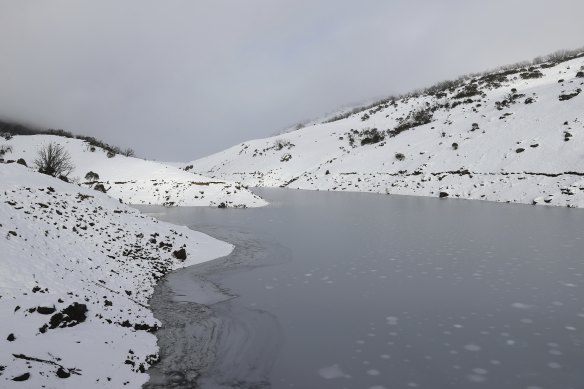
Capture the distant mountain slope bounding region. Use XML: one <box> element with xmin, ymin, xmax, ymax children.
<box><xmin>0</xmin><ymin>134</ymin><xmax>266</xmax><ymax>207</ymax></box>
<box><xmin>189</xmin><ymin>51</ymin><xmax>584</xmax><ymax>208</ymax></box>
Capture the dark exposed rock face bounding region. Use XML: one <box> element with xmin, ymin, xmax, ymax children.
<box><xmin>12</xmin><ymin>373</ymin><xmax>30</xmax><ymax>381</ymax></box>
<box><xmin>56</xmin><ymin>367</ymin><xmax>71</xmax><ymax>378</ymax></box>
<box><xmin>40</xmin><ymin>303</ymin><xmax>88</xmax><ymax>333</ymax></box>
<box><xmin>173</xmin><ymin>248</ymin><xmax>187</xmax><ymax>261</ymax></box>
<box><xmin>37</xmin><ymin>306</ymin><xmax>56</xmax><ymax>315</ymax></box>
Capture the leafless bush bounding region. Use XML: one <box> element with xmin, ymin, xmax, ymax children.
<box><xmin>0</xmin><ymin>144</ymin><xmax>13</xmax><ymax>156</ymax></box>
<box><xmin>121</xmin><ymin>148</ymin><xmax>135</xmax><ymax>157</ymax></box>
<box><xmin>34</xmin><ymin>142</ymin><xmax>74</xmax><ymax>177</ymax></box>
<box><xmin>274</xmin><ymin>139</ymin><xmax>292</xmax><ymax>150</ymax></box>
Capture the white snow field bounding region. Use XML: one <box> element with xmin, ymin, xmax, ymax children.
<box><xmin>0</xmin><ymin>162</ymin><xmax>233</xmax><ymax>387</ymax></box>
<box><xmin>2</xmin><ymin>134</ymin><xmax>266</xmax><ymax>208</ymax></box>
<box><xmin>190</xmin><ymin>53</ymin><xmax>584</xmax><ymax>208</ymax></box>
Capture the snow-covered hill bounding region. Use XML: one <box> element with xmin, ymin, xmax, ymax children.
<box><xmin>0</xmin><ymin>162</ymin><xmax>233</xmax><ymax>387</ymax></box>
<box><xmin>190</xmin><ymin>52</ymin><xmax>584</xmax><ymax>208</ymax></box>
<box><xmin>1</xmin><ymin>134</ymin><xmax>266</xmax><ymax>208</ymax></box>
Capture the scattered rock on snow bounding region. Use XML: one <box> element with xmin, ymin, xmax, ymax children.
<box><xmin>46</xmin><ymin>303</ymin><xmax>87</xmax><ymax>331</ymax></box>
<box><xmin>37</xmin><ymin>306</ymin><xmax>56</xmax><ymax>315</ymax></box>
<box><xmin>56</xmin><ymin>367</ymin><xmax>71</xmax><ymax>379</ymax></box>
<box><xmin>12</xmin><ymin>372</ymin><xmax>30</xmax><ymax>381</ymax></box>
<box><xmin>172</xmin><ymin>248</ymin><xmax>187</xmax><ymax>261</ymax></box>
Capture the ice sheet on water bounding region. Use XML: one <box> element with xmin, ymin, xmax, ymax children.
<box><xmin>511</xmin><ymin>302</ymin><xmax>534</xmax><ymax>309</ymax></box>
<box><xmin>318</xmin><ymin>364</ymin><xmax>349</xmax><ymax>379</ymax></box>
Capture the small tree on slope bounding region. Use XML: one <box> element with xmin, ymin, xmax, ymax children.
<box><xmin>34</xmin><ymin>142</ymin><xmax>74</xmax><ymax>178</ymax></box>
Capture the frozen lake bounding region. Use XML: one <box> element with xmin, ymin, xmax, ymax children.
<box><xmin>139</xmin><ymin>189</ymin><xmax>584</xmax><ymax>389</ymax></box>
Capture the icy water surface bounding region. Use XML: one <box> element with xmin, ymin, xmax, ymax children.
<box><xmin>139</xmin><ymin>189</ymin><xmax>584</xmax><ymax>389</ymax></box>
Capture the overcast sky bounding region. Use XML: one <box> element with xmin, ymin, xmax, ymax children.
<box><xmin>1</xmin><ymin>1</ymin><xmax>583</xmax><ymax>161</ymax></box>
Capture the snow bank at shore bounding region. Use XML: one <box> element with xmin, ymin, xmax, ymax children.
<box><xmin>0</xmin><ymin>162</ymin><xmax>232</xmax><ymax>388</ymax></box>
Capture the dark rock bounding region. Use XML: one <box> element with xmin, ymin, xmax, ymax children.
<box><xmin>12</xmin><ymin>373</ymin><xmax>30</xmax><ymax>381</ymax></box>
<box><xmin>94</xmin><ymin>183</ymin><xmax>108</xmax><ymax>193</ymax></box>
<box><xmin>37</xmin><ymin>306</ymin><xmax>56</xmax><ymax>315</ymax></box>
<box><xmin>559</xmin><ymin>89</ymin><xmax>581</xmax><ymax>101</ymax></box>
<box><xmin>16</xmin><ymin>158</ymin><xmax>27</xmax><ymax>166</ymax></box>
<box><xmin>515</xmin><ymin>148</ymin><xmax>525</xmax><ymax>153</ymax></box>
<box><xmin>56</xmin><ymin>368</ymin><xmax>70</xmax><ymax>379</ymax></box>
<box><xmin>134</xmin><ymin>323</ymin><xmax>159</xmax><ymax>333</ymax></box>
<box><xmin>172</xmin><ymin>248</ymin><xmax>187</xmax><ymax>261</ymax></box>
<box><xmin>218</xmin><ymin>202</ymin><xmax>227</xmax><ymax>209</ymax></box>
<box><xmin>439</xmin><ymin>192</ymin><xmax>449</xmax><ymax>198</ymax></box>
<box><xmin>7</xmin><ymin>333</ymin><xmax>15</xmax><ymax>342</ymax></box>
<box><xmin>48</xmin><ymin>303</ymin><xmax>87</xmax><ymax>329</ymax></box>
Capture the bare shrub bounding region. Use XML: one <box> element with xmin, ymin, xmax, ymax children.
<box><xmin>121</xmin><ymin>148</ymin><xmax>135</xmax><ymax>157</ymax></box>
<box><xmin>273</xmin><ymin>139</ymin><xmax>292</xmax><ymax>150</ymax></box>
<box><xmin>0</xmin><ymin>144</ymin><xmax>13</xmax><ymax>156</ymax></box>
<box><xmin>34</xmin><ymin>142</ymin><xmax>74</xmax><ymax>177</ymax></box>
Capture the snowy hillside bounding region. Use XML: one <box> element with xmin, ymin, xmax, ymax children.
<box><xmin>0</xmin><ymin>162</ymin><xmax>233</xmax><ymax>388</ymax></box>
<box><xmin>190</xmin><ymin>52</ymin><xmax>584</xmax><ymax>208</ymax></box>
<box><xmin>1</xmin><ymin>134</ymin><xmax>266</xmax><ymax>208</ymax></box>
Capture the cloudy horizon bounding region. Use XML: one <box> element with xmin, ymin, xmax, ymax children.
<box><xmin>1</xmin><ymin>0</ymin><xmax>583</xmax><ymax>161</ymax></box>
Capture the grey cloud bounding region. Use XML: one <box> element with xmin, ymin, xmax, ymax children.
<box><xmin>0</xmin><ymin>0</ymin><xmax>583</xmax><ymax>160</ymax></box>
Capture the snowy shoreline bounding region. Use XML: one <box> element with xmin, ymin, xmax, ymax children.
<box><xmin>0</xmin><ymin>162</ymin><xmax>233</xmax><ymax>388</ymax></box>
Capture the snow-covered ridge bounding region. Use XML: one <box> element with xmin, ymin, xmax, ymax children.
<box><xmin>0</xmin><ymin>163</ymin><xmax>233</xmax><ymax>387</ymax></box>
<box><xmin>189</xmin><ymin>53</ymin><xmax>584</xmax><ymax>208</ymax></box>
<box><xmin>1</xmin><ymin>134</ymin><xmax>267</xmax><ymax>208</ymax></box>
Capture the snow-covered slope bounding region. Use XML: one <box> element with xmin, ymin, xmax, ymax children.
<box><xmin>1</xmin><ymin>134</ymin><xmax>266</xmax><ymax>207</ymax></box>
<box><xmin>190</xmin><ymin>53</ymin><xmax>584</xmax><ymax>208</ymax></box>
<box><xmin>0</xmin><ymin>162</ymin><xmax>233</xmax><ymax>388</ymax></box>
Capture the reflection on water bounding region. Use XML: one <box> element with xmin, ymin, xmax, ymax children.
<box><xmin>140</xmin><ymin>189</ymin><xmax>584</xmax><ymax>389</ymax></box>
